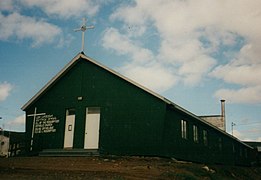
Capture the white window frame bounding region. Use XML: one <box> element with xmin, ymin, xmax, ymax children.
<box><xmin>193</xmin><ymin>125</ymin><xmax>198</xmax><ymax>143</ymax></box>
<box><xmin>203</xmin><ymin>130</ymin><xmax>208</xmax><ymax>146</ymax></box>
<box><xmin>218</xmin><ymin>138</ymin><xmax>222</xmax><ymax>151</ymax></box>
<box><xmin>181</xmin><ymin>120</ymin><xmax>187</xmax><ymax>139</ymax></box>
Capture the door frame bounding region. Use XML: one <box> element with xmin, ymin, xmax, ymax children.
<box><xmin>63</xmin><ymin>109</ymin><xmax>76</xmax><ymax>149</ymax></box>
<box><xmin>84</xmin><ymin>107</ymin><xmax>100</xmax><ymax>149</ymax></box>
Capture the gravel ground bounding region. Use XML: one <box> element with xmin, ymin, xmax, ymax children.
<box><xmin>0</xmin><ymin>156</ymin><xmax>260</xmax><ymax>179</ymax></box>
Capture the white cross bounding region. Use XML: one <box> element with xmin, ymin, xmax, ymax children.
<box><xmin>74</xmin><ymin>18</ymin><xmax>95</xmax><ymax>53</ymax></box>
<box><xmin>27</xmin><ymin>107</ymin><xmax>46</xmax><ymax>151</ymax></box>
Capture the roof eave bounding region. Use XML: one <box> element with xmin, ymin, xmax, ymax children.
<box><xmin>168</xmin><ymin>103</ymin><xmax>254</xmax><ymax>149</ymax></box>
<box><xmin>21</xmin><ymin>53</ymin><xmax>83</xmax><ymax>111</ymax></box>
<box><xmin>21</xmin><ymin>53</ymin><xmax>253</xmax><ymax>150</ymax></box>
<box><xmin>21</xmin><ymin>53</ymin><xmax>170</xmax><ymax>111</ymax></box>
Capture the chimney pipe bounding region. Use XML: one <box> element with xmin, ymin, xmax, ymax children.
<box><xmin>220</xmin><ymin>100</ymin><xmax>226</xmax><ymax>131</ymax></box>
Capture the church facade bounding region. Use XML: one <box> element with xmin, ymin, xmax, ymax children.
<box><xmin>22</xmin><ymin>53</ymin><xmax>256</xmax><ymax>165</ymax></box>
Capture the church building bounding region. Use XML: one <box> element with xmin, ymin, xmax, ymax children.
<box><xmin>22</xmin><ymin>52</ymin><xmax>256</xmax><ymax>166</ymax></box>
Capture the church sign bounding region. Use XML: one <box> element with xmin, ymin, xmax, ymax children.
<box><xmin>27</xmin><ymin>107</ymin><xmax>60</xmax><ymax>151</ymax></box>
<box><xmin>27</xmin><ymin>108</ymin><xmax>60</xmax><ymax>134</ymax></box>
<box><xmin>34</xmin><ymin>114</ymin><xmax>60</xmax><ymax>134</ymax></box>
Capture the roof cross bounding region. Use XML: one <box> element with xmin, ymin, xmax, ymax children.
<box><xmin>74</xmin><ymin>18</ymin><xmax>95</xmax><ymax>53</ymax></box>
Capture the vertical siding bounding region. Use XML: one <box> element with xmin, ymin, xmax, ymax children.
<box><xmin>25</xmin><ymin>58</ymin><xmax>166</xmax><ymax>156</ymax></box>
<box><xmin>164</xmin><ymin>105</ymin><xmax>254</xmax><ymax>165</ymax></box>
<box><xmin>24</xmin><ymin>58</ymin><xmax>256</xmax><ymax>165</ymax></box>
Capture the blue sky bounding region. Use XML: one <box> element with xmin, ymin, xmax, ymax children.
<box><xmin>0</xmin><ymin>0</ymin><xmax>261</xmax><ymax>141</ymax></box>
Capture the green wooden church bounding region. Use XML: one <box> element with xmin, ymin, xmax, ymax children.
<box><xmin>22</xmin><ymin>52</ymin><xmax>257</xmax><ymax>166</ymax></box>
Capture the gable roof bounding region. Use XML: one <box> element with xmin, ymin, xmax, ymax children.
<box><xmin>21</xmin><ymin>52</ymin><xmax>172</xmax><ymax>111</ymax></box>
<box><xmin>21</xmin><ymin>52</ymin><xmax>253</xmax><ymax>149</ymax></box>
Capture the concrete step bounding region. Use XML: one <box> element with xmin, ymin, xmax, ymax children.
<box><xmin>39</xmin><ymin>149</ymin><xmax>99</xmax><ymax>157</ymax></box>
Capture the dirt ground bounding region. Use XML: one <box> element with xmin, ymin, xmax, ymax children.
<box><xmin>0</xmin><ymin>156</ymin><xmax>260</xmax><ymax>180</ymax></box>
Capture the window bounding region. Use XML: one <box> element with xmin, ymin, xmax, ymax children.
<box><xmin>203</xmin><ymin>130</ymin><xmax>208</xmax><ymax>146</ymax></box>
<box><xmin>67</xmin><ymin>108</ymin><xmax>75</xmax><ymax>116</ymax></box>
<box><xmin>193</xmin><ymin>125</ymin><xmax>198</xmax><ymax>143</ymax></box>
<box><xmin>244</xmin><ymin>149</ymin><xmax>248</xmax><ymax>158</ymax></box>
<box><xmin>87</xmin><ymin>107</ymin><xmax>100</xmax><ymax>114</ymax></box>
<box><xmin>218</xmin><ymin>138</ymin><xmax>222</xmax><ymax>151</ymax></box>
<box><xmin>181</xmin><ymin>120</ymin><xmax>187</xmax><ymax>139</ymax></box>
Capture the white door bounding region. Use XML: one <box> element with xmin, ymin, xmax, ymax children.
<box><xmin>64</xmin><ymin>114</ymin><xmax>75</xmax><ymax>148</ymax></box>
<box><xmin>84</xmin><ymin>108</ymin><xmax>100</xmax><ymax>149</ymax></box>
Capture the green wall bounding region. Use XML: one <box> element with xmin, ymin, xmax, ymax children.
<box><xmin>24</xmin><ymin>57</ymin><xmax>256</xmax><ymax>165</ymax></box>
<box><xmin>25</xmin><ymin>58</ymin><xmax>166</xmax><ymax>156</ymax></box>
<box><xmin>163</xmin><ymin>105</ymin><xmax>254</xmax><ymax>165</ymax></box>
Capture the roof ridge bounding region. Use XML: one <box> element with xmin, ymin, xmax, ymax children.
<box><xmin>22</xmin><ymin>53</ymin><xmax>170</xmax><ymax>110</ymax></box>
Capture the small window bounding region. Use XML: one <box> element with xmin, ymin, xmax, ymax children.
<box><xmin>203</xmin><ymin>130</ymin><xmax>208</xmax><ymax>146</ymax></box>
<box><xmin>87</xmin><ymin>107</ymin><xmax>100</xmax><ymax>114</ymax></box>
<box><xmin>181</xmin><ymin>120</ymin><xmax>188</xmax><ymax>139</ymax></box>
<box><xmin>66</xmin><ymin>108</ymin><xmax>75</xmax><ymax>116</ymax></box>
<box><xmin>218</xmin><ymin>138</ymin><xmax>222</xmax><ymax>151</ymax></box>
<box><xmin>244</xmin><ymin>149</ymin><xmax>248</xmax><ymax>158</ymax></box>
<box><xmin>193</xmin><ymin>125</ymin><xmax>198</xmax><ymax>143</ymax></box>
<box><xmin>232</xmin><ymin>143</ymin><xmax>235</xmax><ymax>153</ymax></box>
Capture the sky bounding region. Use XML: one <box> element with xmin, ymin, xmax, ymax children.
<box><xmin>0</xmin><ymin>0</ymin><xmax>261</xmax><ymax>142</ymax></box>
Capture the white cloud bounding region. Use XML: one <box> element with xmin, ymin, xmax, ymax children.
<box><xmin>102</xmin><ymin>28</ymin><xmax>137</xmax><ymax>56</ymax></box>
<box><xmin>21</xmin><ymin>0</ymin><xmax>99</xmax><ymax>18</ymax></box>
<box><xmin>211</xmin><ymin>64</ymin><xmax>261</xmax><ymax>87</ymax></box>
<box><xmin>102</xmin><ymin>28</ymin><xmax>153</xmax><ymax>64</ymax></box>
<box><xmin>103</xmin><ymin>0</ymin><xmax>219</xmax><ymax>89</ymax></box>
<box><xmin>0</xmin><ymin>82</ymin><xmax>13</xmax><ymax>102</ymax></box>
<box><xmin>102</xmin><ymin>27</ymin><xmax>177</xmax><ymax>92</ymax></box>
<box><xmin>232</xmin><ymin>129</ymin><xmax>261</xmax><ymax>142</ymax></box>
<box><xmin>110</xmin><ymin>2</ymin><xmax>148</xmax><ymax>26</ymax></box>
<box><xmin>211</xmin><ymin>42</ymin><xmax>261</xmax><ymax>103</ymax></box>
<box><xmin>103</xmin><ymin>0</ymin><xmax>261</xmax><ymax>103</ymax></box>
<box><xmin>0</xmin><ymin>0</ymin><xmax>98</xmax><ymax>47</ymax></box>
<box><xmin>8</xmin><ymin>114</ymin><xmax>25</xmax><ymax>125</ymax></box>
<box><xmin>214</xmin><ymin>86</ymin><xmax>261</xmax><ymax>104</ymax></box>
<box><xmin>6</xmin><ymin>114</ymin><xmax>25</xmax><ymax>132</ymax></box>
<box><xmin>0</xmin><ymin>12</ymin><xmax>62</xmax><ymax>47</ymax></box>
<box><xmin>232</xmin><ymin>130</ymin><xmax>243</xmax><ymax>140</ymax></box>
<box><xmin>0</xmin><ymin>1</ymin><xmax>14</xmax><ymax>11</ymax></box>
<box><xmin>120</xmin><ymin>62</ymin><xmax>178</xmax><ymax>92</ymax></box>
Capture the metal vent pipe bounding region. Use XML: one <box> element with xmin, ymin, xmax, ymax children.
<box><xmin>221</xmin><ymin>100</ymin><xmax>226</xmax><ymax>131</ymax></box>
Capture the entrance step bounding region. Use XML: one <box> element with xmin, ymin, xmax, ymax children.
<box><xmin>39</xmin><ymin>149</ymin><xmax>99</xmax><ymax>157</ymax></box>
